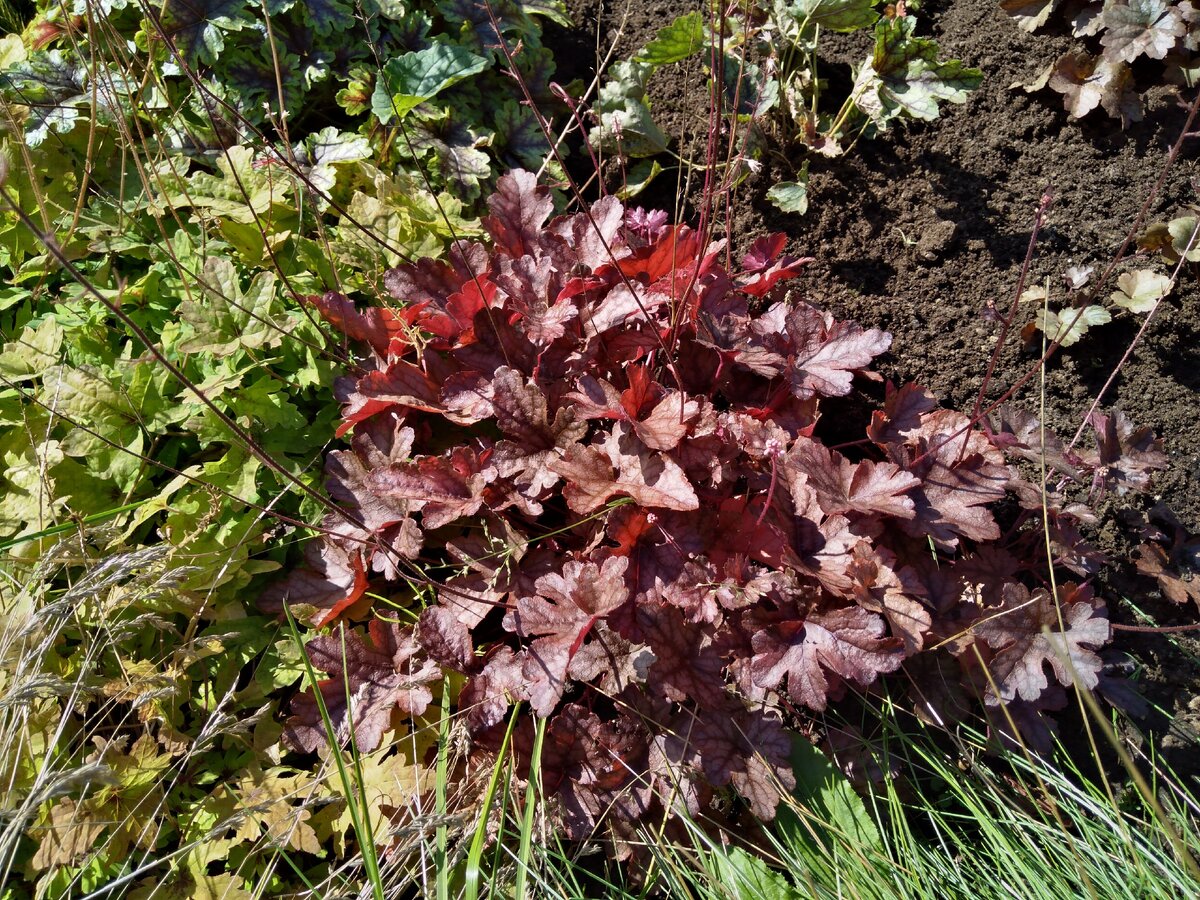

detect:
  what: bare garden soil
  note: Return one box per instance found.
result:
[547,1,1200,774]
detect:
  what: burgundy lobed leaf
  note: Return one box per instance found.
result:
[308,291,418,357]
[482,169,555,258]
[284,620,441,753]
[843,544,932,653]
[867,383,938,444]
[636,601,730,707]
[892,409,1012,548]
[785,437,920,519]
[1100,0,1185,63]
[503,557,630,715]
[384,256,472,307]
[552,424,700,514]
[369,447,493,529]
[783,304,892,399]
[972,583,1111,703]
[259,540,370,627]
[750,606,903,710]
[336,361,443,436]
[737,233,814,298]
[1084,409,1168,495]
[1134,518,1200,609]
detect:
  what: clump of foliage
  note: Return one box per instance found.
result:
[1019,262,1177,346]
[1005,0,1200,126]
[273,170,1156,849]
[0,23,479,888]
[588,2,981,213]
[0,0,568,198]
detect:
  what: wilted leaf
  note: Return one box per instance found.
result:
[1110,269,1171,313]
[1000,0,1060,32]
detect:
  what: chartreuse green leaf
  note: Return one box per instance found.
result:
[40,364,145,485]
[716,847,802,900]
[784,0,880,34]
[852,15,982,128]
[157,146,292,224]
[637,12,707,66]
[768,162,811,215]
[371,43,489,124]
[0,317,63,383]
[179,257,293,356]
[517,0,572,27]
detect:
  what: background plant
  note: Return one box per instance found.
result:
[586,1,981,213]
[1005,0,1200,126]
[0,0,569,197]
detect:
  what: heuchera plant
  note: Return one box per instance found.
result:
[1006,0,1200,127]
[266,171,1159,843]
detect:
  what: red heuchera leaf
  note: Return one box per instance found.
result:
[750,607,903,710]
[369,448,493,528]
[669,706,797,819]
[737,234,814,298]
[843,544,932,653]
[336,361,443,437]
[781,304,892,399]
[308,292,417,357]
[972,583,1111,703]
[284,621,440,753]
[541,705,655,840]
[490,366,587,498]
[636,602,729,707]
[1084,409,1168,495]
[552,424,699,514]
[1100,0,1185,63]
[259,541,370,627]
[785,438,920,519]
[867,382,938,444]
[271,171,1144,846]
[1135,528,1200,609]
[459,646,524,732]
[567,369,699,451]
[503,557,629,716]
[890,409,1012,548]
[384,255,473,307]
[482,169,555,258]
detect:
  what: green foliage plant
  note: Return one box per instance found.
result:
[0,4,519,895]
[588,1,981,212]
[0,0,570,199]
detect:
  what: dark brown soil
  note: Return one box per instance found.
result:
[548,1,1200,773]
